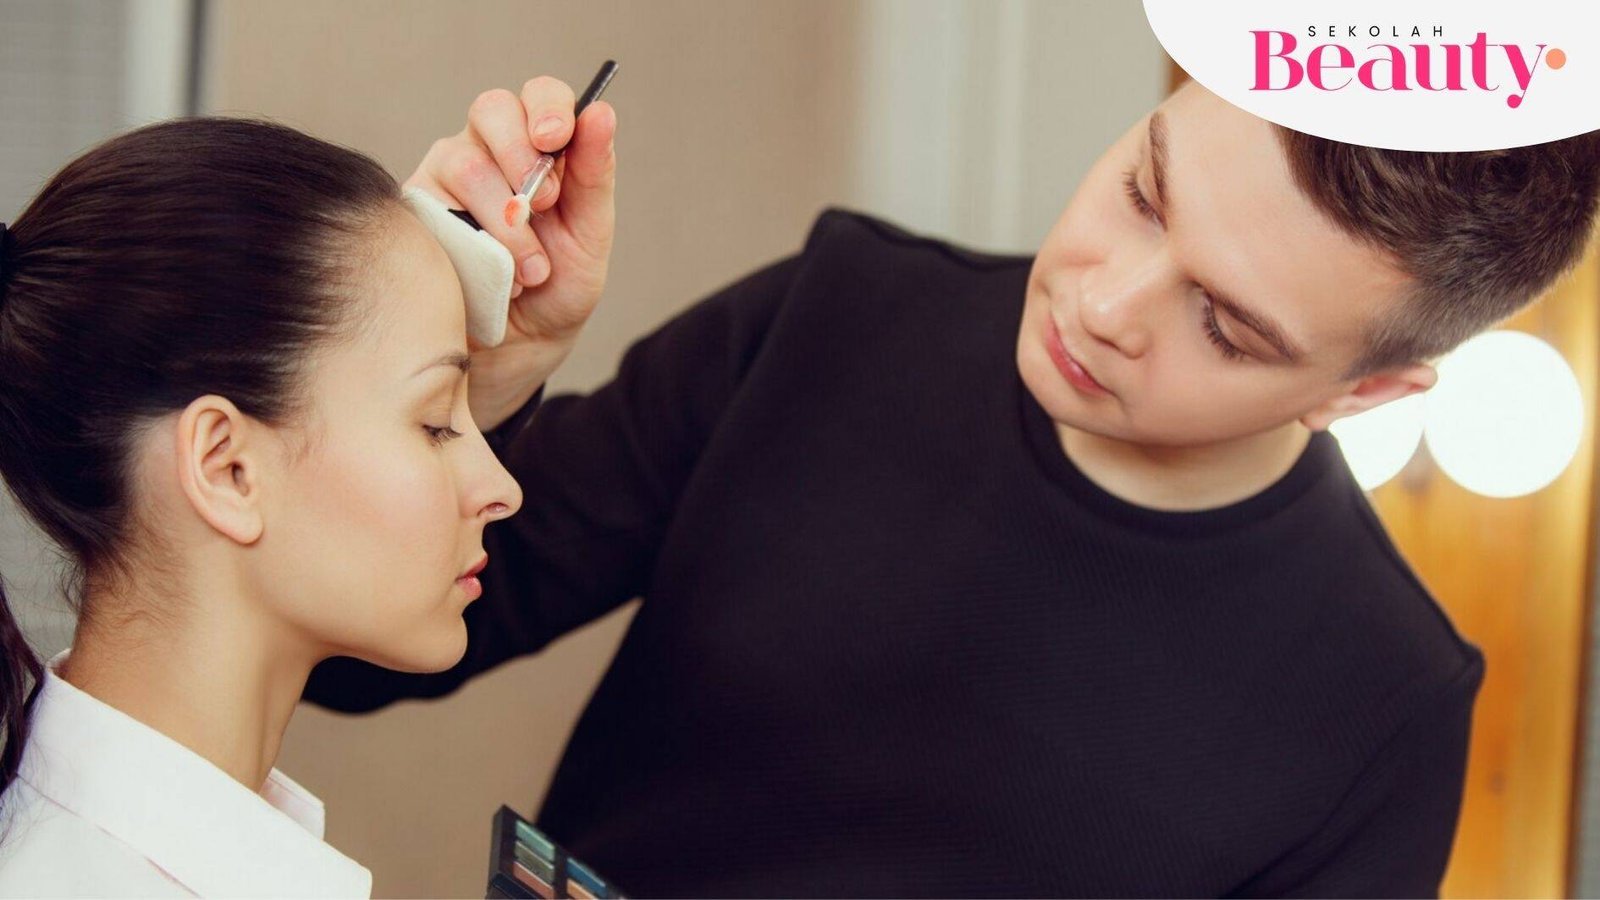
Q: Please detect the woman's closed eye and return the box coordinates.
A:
[423,424,464,446]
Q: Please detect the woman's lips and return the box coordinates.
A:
[1045,318,1112,397]
[456,554,488,601]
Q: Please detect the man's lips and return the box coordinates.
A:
[1045,317,1112,396]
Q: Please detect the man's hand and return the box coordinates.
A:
[408,76,617,430]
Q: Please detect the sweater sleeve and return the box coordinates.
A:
[302,254,802,712]
[1232,652,1486,899]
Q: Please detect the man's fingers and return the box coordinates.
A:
[433,135,550,286]
[467,88,542,194]
[564,103,615,189]
[547,101,617,256]
[521,76,577,155]
[465,89,556,282]
[410,76,608,294]
[527,160,563,213]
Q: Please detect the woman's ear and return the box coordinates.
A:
[174,395,265,545]
[1300,363,1438,432]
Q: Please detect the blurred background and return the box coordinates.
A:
[1,1,1597,896]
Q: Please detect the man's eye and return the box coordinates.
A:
[1121,166,1159,223]
[1201,300,1248,362]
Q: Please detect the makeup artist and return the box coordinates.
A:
[300,63,1545,897]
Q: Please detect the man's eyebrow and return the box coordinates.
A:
[412,352,471,377]
[1147,111,1306,364]
[1150,110,1172,216]
[1210,291,1305,363]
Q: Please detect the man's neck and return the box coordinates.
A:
[1054,420,1314,512]
[59,583,315,792]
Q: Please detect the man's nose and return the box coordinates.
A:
[1077,254,1173,359]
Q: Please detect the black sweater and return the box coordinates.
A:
[307,210,1484,898]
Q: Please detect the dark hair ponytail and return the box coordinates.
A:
[0,578,42,798]
[0,117,401,798]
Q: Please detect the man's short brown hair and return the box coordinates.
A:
[1274,127,1600,377]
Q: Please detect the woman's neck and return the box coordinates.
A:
[58,586,316,792]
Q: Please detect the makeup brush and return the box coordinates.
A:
[447,61,617,232]
[466,60,619,232]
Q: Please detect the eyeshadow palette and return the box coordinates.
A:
[486,806,626,899]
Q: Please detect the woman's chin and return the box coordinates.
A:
[351,616,471,675]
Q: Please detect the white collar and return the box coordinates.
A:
[17,651,372,898]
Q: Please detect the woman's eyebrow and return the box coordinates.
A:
[412,351,471,377]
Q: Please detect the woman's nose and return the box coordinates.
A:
[462,432,523,523]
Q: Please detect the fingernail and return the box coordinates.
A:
[519,253,548,284]
[532,174,558,202]
[533,116,564,140]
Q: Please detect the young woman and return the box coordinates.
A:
[0,117,524,896]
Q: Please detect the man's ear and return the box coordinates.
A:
[173,395,266,545]
[1300,363,1437,432]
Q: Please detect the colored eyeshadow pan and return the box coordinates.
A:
[489,806,625,900]
[514,842,556,883]
[565,858,607,896]
[515,820,556,862]
[512,861,555,899]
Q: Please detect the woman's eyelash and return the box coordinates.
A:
[1121,164,1248,363]
[424,424,464,446]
